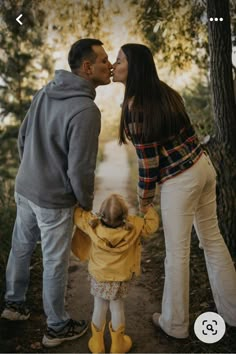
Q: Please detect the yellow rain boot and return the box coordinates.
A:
[88,322,105,354]
[109,321,132,353]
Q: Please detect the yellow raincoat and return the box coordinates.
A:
[72,206,159,282]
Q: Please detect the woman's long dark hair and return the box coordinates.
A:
[119,44,191,144]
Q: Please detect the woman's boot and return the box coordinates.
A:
[109,321,132,353]
[88,322,105,354]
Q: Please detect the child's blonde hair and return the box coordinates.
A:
[90,194,133,230]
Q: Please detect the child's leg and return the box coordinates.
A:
[92,296,109,330]
[109,299,125,330]
[109,299,132,353]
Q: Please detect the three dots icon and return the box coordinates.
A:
[209,17,223,21]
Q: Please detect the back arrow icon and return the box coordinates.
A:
[16,14,23,25]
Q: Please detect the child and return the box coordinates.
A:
[72,193,159,354]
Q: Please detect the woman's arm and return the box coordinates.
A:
[133,141,160,210]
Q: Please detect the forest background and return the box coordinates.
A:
[0,1,236,351]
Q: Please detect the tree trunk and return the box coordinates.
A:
[205,138,236,256]
[206,0,236,255]
[207,0,236,150]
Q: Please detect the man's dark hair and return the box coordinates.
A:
[68,38,103,70]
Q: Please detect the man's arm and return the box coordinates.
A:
[17,110,29,160]
[67,105,101,210]
[17,90,42,160]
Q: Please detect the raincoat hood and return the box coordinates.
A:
[93,222,141,252]
[73,206,159,282]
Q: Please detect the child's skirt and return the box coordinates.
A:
[90,277,130,300]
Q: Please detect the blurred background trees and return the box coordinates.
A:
[0,0,54,181]
[0,0,54,123]
[0,0,54,282]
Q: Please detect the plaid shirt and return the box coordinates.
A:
[125,116,203,208]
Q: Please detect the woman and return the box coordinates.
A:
[112,43,236,339]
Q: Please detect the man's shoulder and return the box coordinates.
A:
[74,100,101,117]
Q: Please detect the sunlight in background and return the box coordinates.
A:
[51,0,201,132]
[52,0,144,129]
[1,0,235,130]
[232,46,236,66]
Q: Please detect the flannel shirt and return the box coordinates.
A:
[125,113,203,208]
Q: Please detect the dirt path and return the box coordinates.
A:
[93,140,136,213]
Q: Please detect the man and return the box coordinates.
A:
[1,38,112,348]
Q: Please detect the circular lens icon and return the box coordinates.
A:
[194,312,226,344]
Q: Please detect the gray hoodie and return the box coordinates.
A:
[15,70,101,210]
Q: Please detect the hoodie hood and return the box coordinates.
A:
[44,69,96,100]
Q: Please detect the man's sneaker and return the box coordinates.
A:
[1,301,30,321]
[42,319,88,348]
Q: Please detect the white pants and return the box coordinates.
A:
[159,153,236,338]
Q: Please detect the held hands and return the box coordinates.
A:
[139,203,153,214]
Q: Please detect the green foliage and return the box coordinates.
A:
[137,0,208,72]
[137,0,236,73]
[0,124,19,179]
[182,80,214,139]
[0,0,54,123]
[41,0,111,51]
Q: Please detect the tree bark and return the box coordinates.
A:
[205,138,236,255]
[207,0,236,151]
[206,0,236,255]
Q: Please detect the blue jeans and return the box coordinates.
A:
[5,192,74,329]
